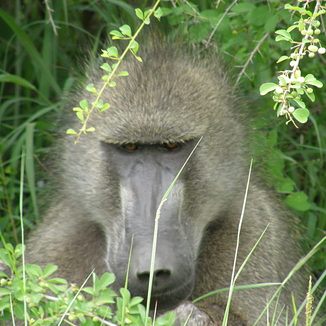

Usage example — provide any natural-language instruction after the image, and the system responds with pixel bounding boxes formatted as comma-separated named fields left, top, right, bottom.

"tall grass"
left=0, top=0, right=325, bottom=319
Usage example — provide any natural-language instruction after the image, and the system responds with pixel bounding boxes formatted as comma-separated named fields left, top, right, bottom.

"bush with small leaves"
left=0, top=245, right=175, bottom=325
left=260, top=1, right=325, bottom=127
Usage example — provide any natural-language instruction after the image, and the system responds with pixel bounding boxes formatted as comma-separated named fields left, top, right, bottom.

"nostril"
left=137, top=269, right=172, bottom=284
left=155, top=269, right=171, bottom=280
left=137, top=271, right=150, bottom=283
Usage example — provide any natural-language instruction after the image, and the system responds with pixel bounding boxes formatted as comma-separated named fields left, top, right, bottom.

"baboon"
left=24, top=41, right=308, bottom=325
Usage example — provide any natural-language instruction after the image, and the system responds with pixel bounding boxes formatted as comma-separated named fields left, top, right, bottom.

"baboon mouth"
left=131, top=279, right=194, bottom=311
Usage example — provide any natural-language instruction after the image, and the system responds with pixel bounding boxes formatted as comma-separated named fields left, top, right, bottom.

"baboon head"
left=60, top=46, right=247, bottom=311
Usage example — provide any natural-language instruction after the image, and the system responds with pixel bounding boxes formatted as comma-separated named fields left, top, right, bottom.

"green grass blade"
left=0, top=9, right=62, bottom=96
left=25, top=123, right=39, bottom=220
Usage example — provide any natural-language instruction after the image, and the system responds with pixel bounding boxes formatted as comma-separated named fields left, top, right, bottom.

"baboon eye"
left=162, top=143, right=179, bottom=151
left=123, top=144, right=138, bottom=151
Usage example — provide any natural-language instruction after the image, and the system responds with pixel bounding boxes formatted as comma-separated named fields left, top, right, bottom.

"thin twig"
left=44, top=0, right=59, bottom=35
left=234, top=32, right=270, bottom=90
left=206, top=0, right=239, bottom=46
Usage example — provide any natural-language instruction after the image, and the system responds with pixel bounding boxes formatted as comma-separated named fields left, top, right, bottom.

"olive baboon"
left=25, top=42, right=307, bottom=325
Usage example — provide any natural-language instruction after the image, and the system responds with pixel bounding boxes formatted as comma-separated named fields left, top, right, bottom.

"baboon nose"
left=137, top=268, right=172, bottom=287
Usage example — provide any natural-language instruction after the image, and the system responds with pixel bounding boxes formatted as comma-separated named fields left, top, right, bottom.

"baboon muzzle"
left=128, top=237, right=195, bottom=311
left=115, top=146, right=196, bottom=310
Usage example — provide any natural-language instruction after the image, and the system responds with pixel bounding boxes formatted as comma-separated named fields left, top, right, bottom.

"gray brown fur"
left=24, top=42, right=308, bottom=325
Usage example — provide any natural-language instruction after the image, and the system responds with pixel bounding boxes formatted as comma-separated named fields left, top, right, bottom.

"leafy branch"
left=260, top=0, right=325, bottom=127
left=67, top=1, right=163, bottom=144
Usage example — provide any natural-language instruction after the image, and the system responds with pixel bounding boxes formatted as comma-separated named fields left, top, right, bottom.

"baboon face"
left=63, top=49, right=246, bottom=311
left=103, top=140, right=198, bottom=310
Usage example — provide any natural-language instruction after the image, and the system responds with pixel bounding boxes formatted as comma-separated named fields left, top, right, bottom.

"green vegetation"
left=0, top=0, right=325, bottom=325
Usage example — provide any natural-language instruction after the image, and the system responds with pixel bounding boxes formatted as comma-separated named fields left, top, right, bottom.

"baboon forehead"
left=93, top=106, right=207, bottom=144
left=87, top=49, right=235, bottom=143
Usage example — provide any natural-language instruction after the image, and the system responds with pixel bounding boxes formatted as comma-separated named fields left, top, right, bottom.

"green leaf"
left=297, top=87, right=304, bottom=95
left=277, top=178, right=295, bottom=192
left=86, top=83, right=97, bottom=93
left=304, top=89, right=315, bottom=102
left=99, top=273, right=115, bottom=288
left=284, top=5, right=301, bottom=11
left=278, top=76, right=288, bottom=86
left=25, top=264, right=43, bottom=277
left=155, top=311, right=176, bottom=326
left=264, top=14, right=279, bottom=32
left=305, top=75, right=323, bottom=88
left=43, top=264, right=58, bottom=278
left=79, top=99, right=89, bottom=110
left=107, top=46, right=118, bottom=58
left=135, top=8, right=144, bottom=20
left=86, top=127, right=95, bottom=132
left=144, top=10, right=151, bottom=24
left=231, top=3, right=255, bottom=13
left=101, top=103, right=111, bottom=112
left=97, top=289, right=116, bottom=304
left=100, top=63, right=112, bottom=72
left=120, top=288, right=131, bottom=303
left=167, top=11, right=184, bottom=25
left=129, top=296, right=144, bottom=306
left=117, top=71, right=129, bottom=77
left=304, top=74, right=316, bottom=83
left=94, top=100, right=103, bottom=108
left=248, top=6, right=272, bottom=27
left=82, top=286, right=95, bottom=296
left=15, top=244, right=26, bottom=258
left=30, top=283, right=43, bottom=292
left=0, top=288, right=12, bottom=295
left=159, top=7, right=172, bottom=16
left=293, top=98, right=306, bottom=108
left=130, top=40, right=139, bottom=52
left=47, top=277, right=67, bottom=284
left=276, top=55, right=289, bottom=63
left=154, top=7, right=163, bottom=19
left=284, top=192, right=310, bottom=211
left=0, top=251, right=10, bottom=267
left=259, top=83, right=278, bottom=95
left=275, top=35, right=288, bottom=42
left=119, top=24, right=132, bottom=37
left=76, top=111, right=84, bottom=121
left=287, top=25, right=299, bottom=33
left=275, top=103, right=283, bottom=117
left=290, top=82, right=302, bottom=89
left=66, top=129, right=77, bottom=135
left=293, top=108, right=309, bottom=123
left=284, top=5, right=310, bottom=15
left=110, top=30, right=124, bottom=39
left=275, top=29, right=292, bottom=41
left=188, top=22, right=211, bottom=43
left=198, top=9, right=215, bottom=22
left=2, top=243, right=13, bottom=253
left=201, top=11, right=231, bottom=32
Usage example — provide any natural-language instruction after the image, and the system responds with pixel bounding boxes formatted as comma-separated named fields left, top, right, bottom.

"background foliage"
left=0, top=0, right=325, bottom=299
